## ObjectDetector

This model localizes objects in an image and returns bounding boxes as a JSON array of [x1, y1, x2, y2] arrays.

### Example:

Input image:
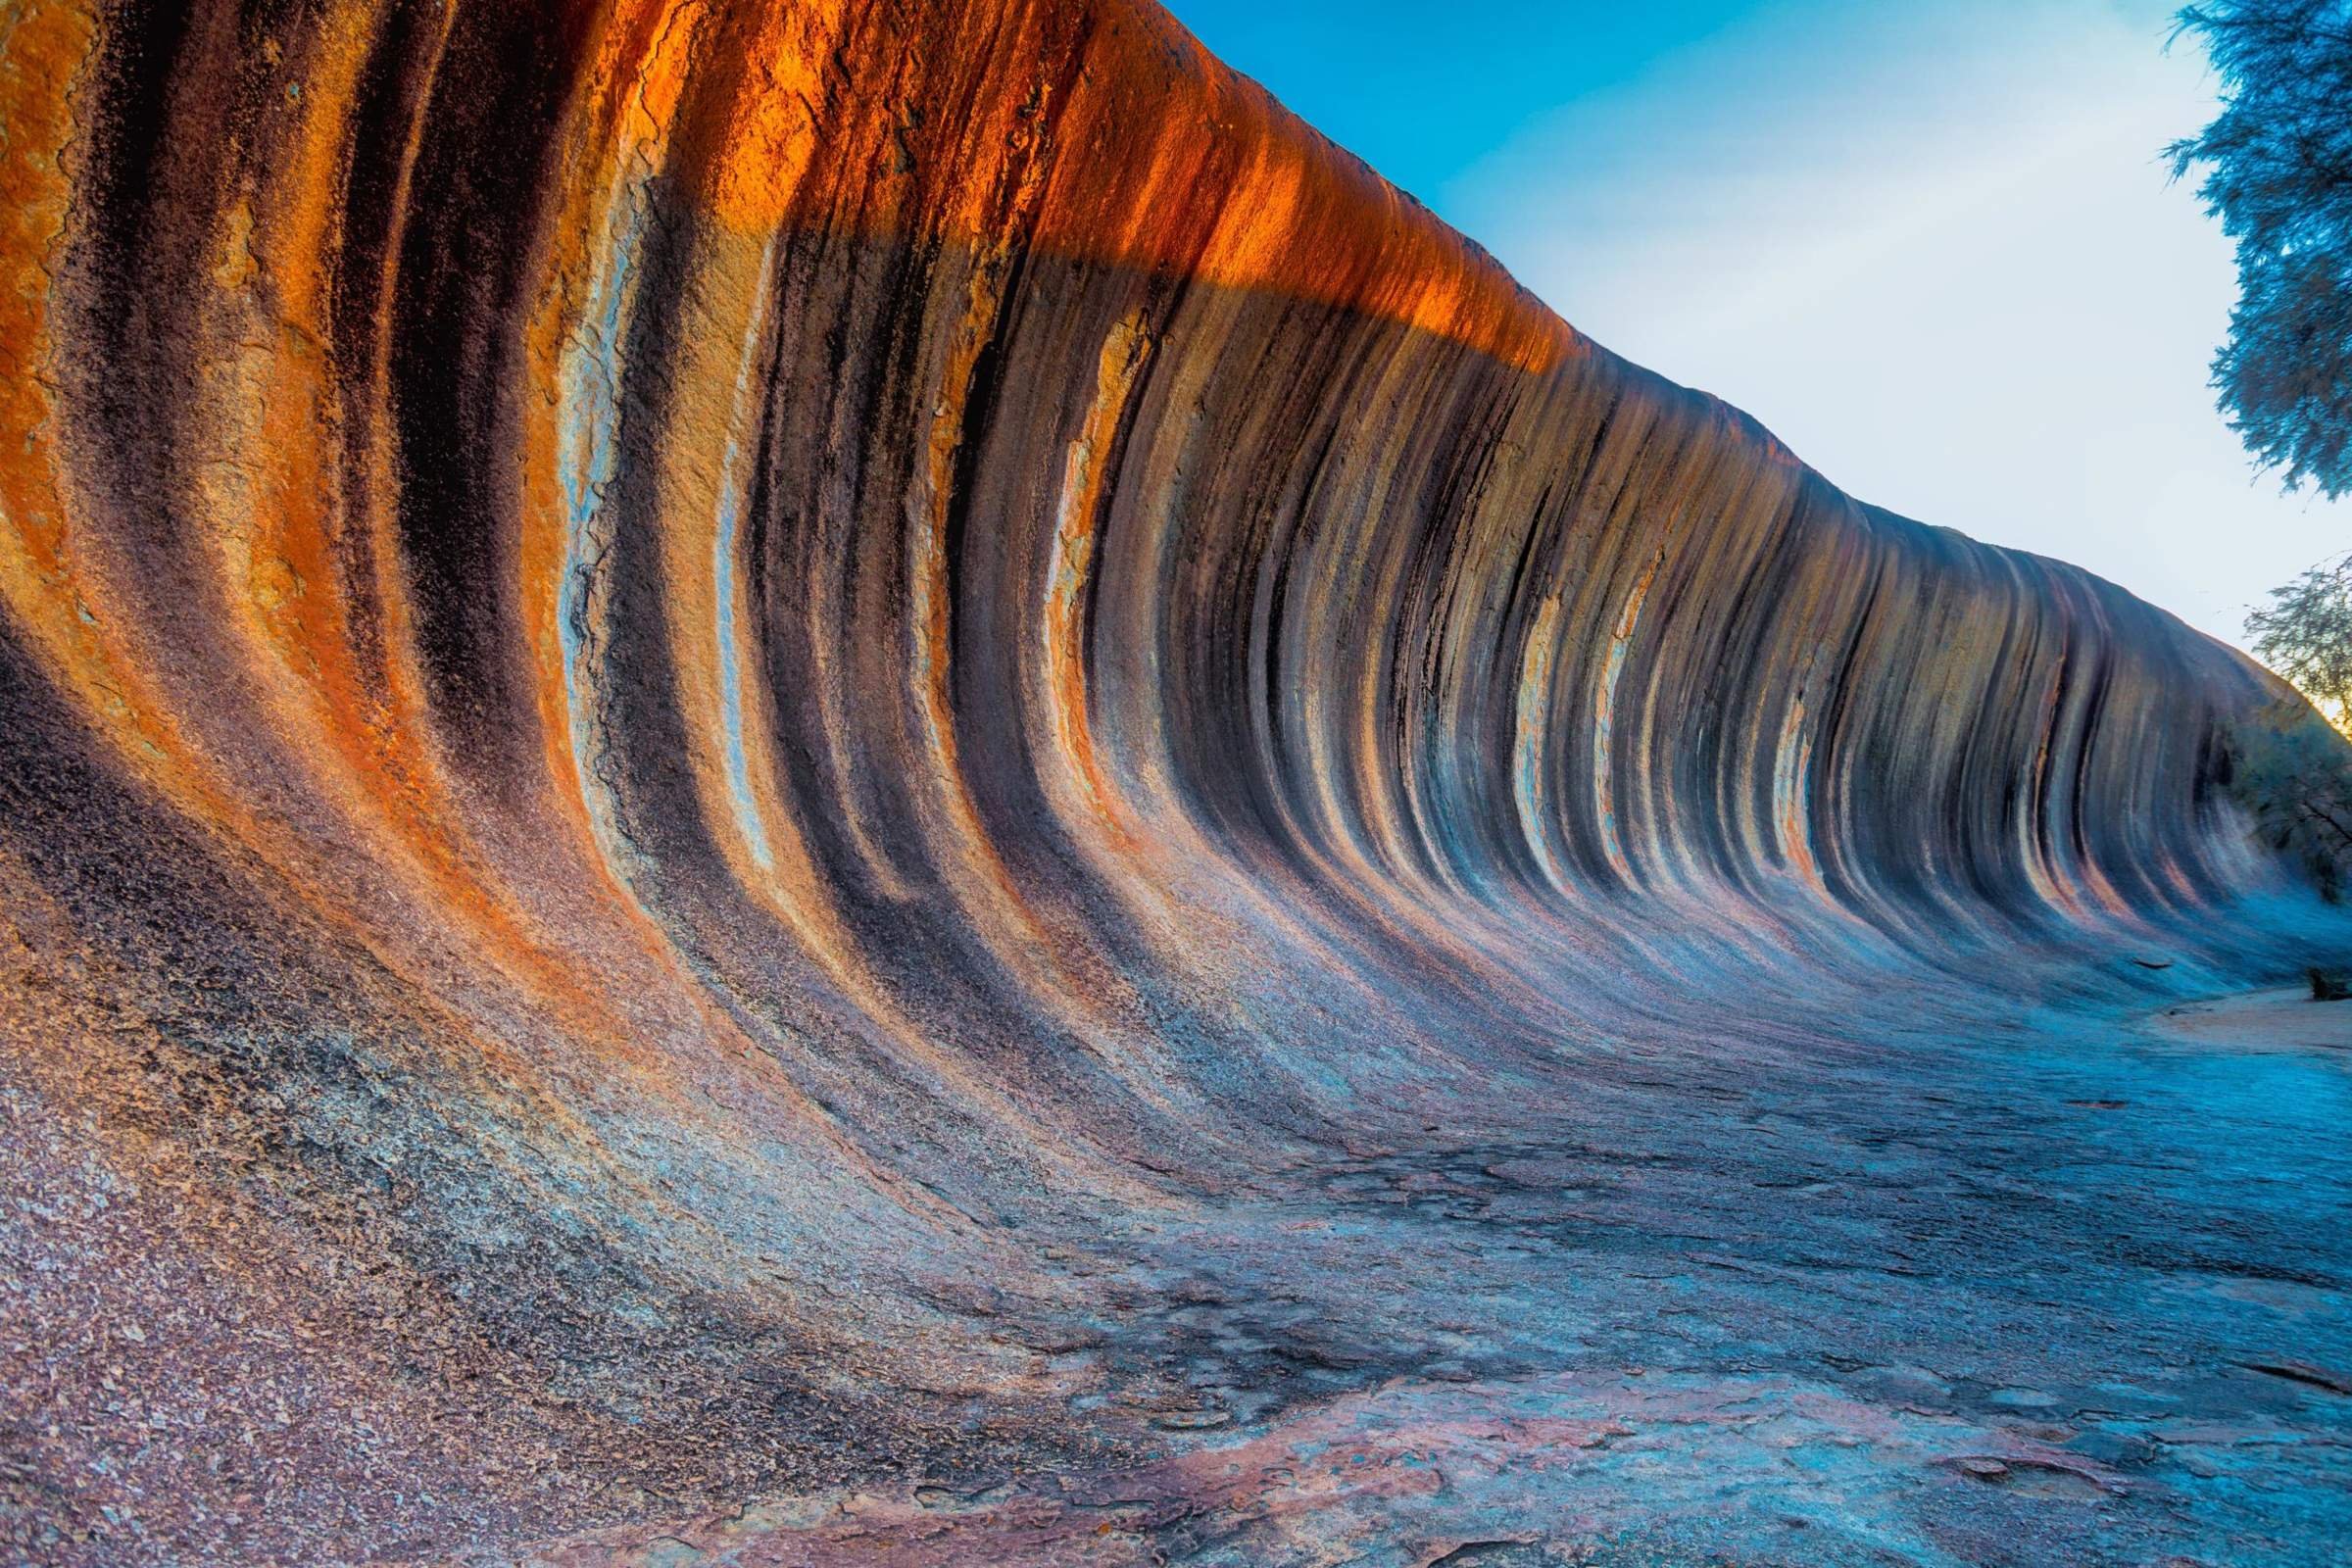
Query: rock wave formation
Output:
[[4, 3, 2347, 1565]]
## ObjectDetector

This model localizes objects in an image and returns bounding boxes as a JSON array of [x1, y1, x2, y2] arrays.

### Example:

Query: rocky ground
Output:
[[474, 983, 2352, 1568], [6, 3, 2346, 1563]]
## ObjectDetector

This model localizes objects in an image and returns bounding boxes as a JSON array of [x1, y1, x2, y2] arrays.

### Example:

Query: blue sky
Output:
[[1164, 0, 2346, 651]]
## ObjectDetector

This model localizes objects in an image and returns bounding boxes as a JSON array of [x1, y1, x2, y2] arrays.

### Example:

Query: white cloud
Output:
[[1443, 0, 2346, 649]]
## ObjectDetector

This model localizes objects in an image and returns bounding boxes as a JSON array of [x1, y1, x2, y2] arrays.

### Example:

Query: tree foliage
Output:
[[2170, 1, 2352, 497], [2233, 550, 2352, 898], [2247, 549, 2352, 728], [2228, 700, 2352, 897]]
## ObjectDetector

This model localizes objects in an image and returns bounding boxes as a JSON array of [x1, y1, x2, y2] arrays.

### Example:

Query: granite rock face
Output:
[[3, 3, 2348, 1565]]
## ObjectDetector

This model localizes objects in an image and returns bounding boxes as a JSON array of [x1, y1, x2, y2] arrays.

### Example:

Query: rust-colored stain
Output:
[[0, 3, 2337, 1565]]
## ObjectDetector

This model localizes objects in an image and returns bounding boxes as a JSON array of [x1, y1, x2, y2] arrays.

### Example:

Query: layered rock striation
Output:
[[2, 3, 2344, 1564]]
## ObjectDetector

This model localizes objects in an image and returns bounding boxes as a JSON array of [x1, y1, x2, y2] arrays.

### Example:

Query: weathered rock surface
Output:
[[1, 2, 2347, 1564]]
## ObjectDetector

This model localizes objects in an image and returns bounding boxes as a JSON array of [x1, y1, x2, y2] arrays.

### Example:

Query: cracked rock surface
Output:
[[2, 1, 2348, 1563]]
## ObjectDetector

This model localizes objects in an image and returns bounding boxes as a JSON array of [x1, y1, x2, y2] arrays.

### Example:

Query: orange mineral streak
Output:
[[1022, 7, 1570, 371], [621, 224, 978, 1181], [0, 3, 615, 1095], [519, 0, 748, 859], [0, 0, 166, 767], [189, 9, 648, 1060], [682, 0, 841, 230], [597, 0, 1571, 372], [1773, 698, 1825, 894], [490, 14, 941, 1209], [515, 0, 769, 992], [1044, 313, 1153, 852], [0, 6, 2308, 1552], [0, 4, 88, 612], [503, 7, 857, 1142], [510, 0, 1151, 1198], [906, 265, 1170, 1150], [0, 3, 287, 904]]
